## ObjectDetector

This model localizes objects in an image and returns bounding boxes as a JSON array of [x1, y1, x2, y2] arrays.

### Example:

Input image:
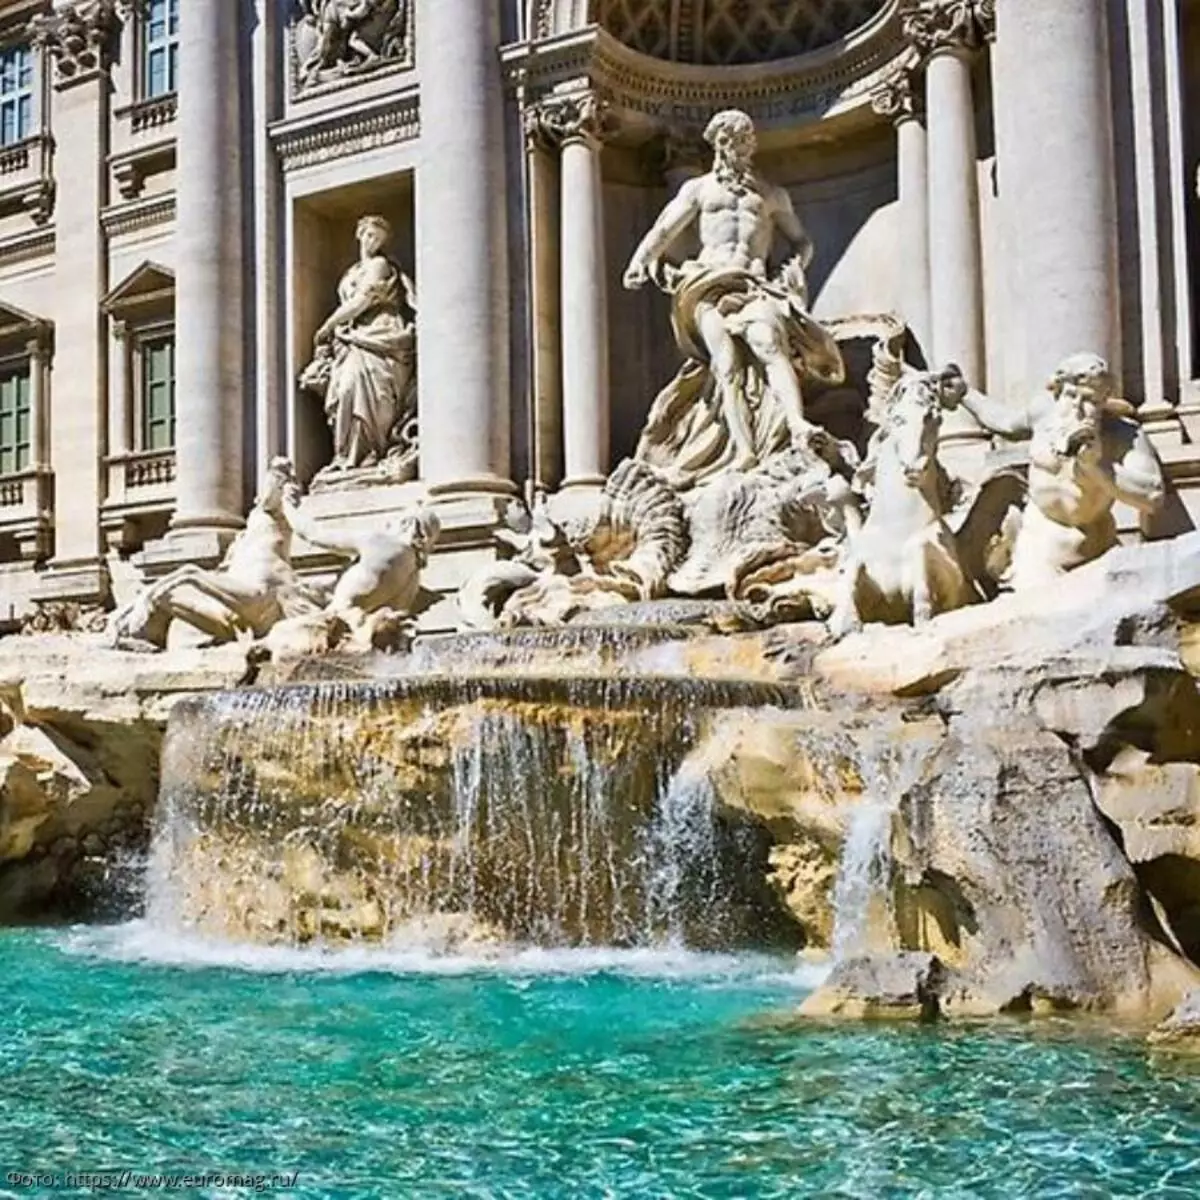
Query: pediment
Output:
[[102, 261, 175, 314], [0, 299, 50, 343]]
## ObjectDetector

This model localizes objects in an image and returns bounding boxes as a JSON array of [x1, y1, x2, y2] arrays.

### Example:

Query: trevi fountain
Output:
[[5, 2, 1200, 1194]]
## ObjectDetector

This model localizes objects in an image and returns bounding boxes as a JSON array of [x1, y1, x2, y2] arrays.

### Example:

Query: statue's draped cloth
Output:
[[635, 265, 844, 488], [326, 260, 415, 464]]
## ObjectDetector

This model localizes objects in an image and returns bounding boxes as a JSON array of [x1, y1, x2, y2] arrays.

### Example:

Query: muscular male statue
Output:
[[624, 109, 843, 486], [959, 353, 1165, 588]]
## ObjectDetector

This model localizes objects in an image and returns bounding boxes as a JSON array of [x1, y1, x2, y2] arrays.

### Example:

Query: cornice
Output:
[[0, 223, 53, 268], [102, 192, 174, 237], [269, 90, 420, 172]]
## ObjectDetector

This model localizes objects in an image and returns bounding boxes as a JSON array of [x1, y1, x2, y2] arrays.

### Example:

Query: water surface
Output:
[[2, 925, 1200, 1199]]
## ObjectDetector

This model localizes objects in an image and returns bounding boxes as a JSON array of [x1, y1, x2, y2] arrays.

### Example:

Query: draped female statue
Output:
[[299, 214, 418, 482]]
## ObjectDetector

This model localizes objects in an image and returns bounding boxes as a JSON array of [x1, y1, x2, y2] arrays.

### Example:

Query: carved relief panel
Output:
[[288, 0, 413, 99]]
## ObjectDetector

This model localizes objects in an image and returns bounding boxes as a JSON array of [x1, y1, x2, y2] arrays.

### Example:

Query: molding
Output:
[[270, 90, 420, 172], [0, 223, 54, 268], [101, 191, 174, 237], [504, 6, 906, 137]]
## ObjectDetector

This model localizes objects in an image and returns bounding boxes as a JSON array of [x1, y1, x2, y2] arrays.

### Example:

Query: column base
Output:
[[138, 524, 242, 578], [34, 557, 110, 606], [559, 473, 608, 491]]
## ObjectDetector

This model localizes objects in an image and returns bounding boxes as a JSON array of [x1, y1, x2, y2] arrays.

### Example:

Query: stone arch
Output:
[[533, 0, 891, 64]]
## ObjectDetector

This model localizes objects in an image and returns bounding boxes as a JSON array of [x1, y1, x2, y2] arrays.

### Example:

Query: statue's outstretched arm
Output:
[[282, 492, 361, 561], [623, 182, 701, 288], [958, 387, 1031, 439]]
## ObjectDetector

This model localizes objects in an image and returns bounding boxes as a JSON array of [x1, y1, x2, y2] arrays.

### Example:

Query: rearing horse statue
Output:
[[108, 458, 326, 650], [829, 365, 981, 638]]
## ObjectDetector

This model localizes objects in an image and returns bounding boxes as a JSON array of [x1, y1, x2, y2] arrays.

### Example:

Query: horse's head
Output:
[[882, 366, 962, 487], [256, 457, 299, 516], [387, 507, 442, 566]]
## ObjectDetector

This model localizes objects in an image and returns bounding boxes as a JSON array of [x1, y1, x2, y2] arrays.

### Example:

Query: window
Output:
[[0, 45, 32, 147], [143, 0, 179, 98], [141, 333, 175, 450], [0, 365, 30, 475]]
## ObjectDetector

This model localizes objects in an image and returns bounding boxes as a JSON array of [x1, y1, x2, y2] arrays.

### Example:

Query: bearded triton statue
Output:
[[623, 109, 845, 488]]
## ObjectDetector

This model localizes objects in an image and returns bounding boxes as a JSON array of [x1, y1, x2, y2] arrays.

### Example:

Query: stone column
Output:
[[924, 50, 984, 386], [524, 107, 562, 493], [30, 0, 119, 595], [990, 0, 1119, 396], [169, 0, 245, 551], [543, 92, 611, 492], [107, 320, 129, 456], [251, 0, 285, 490], [873, 66, 932, 359], [415, 0, 514, 497]]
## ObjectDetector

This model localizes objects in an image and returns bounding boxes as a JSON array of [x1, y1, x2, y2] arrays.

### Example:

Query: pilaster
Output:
[[31, 0, 120, 602]]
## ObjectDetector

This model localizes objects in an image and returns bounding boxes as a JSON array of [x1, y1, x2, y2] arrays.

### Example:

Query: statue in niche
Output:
[[295, 0, 409, 88], [623, 109, 845, 489], [299, 214, 418, 486], [958, 353, 1166, 590]]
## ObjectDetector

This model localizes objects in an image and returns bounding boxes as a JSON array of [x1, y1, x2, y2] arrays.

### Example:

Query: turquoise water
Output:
[[3, 925, 1200, 1199]]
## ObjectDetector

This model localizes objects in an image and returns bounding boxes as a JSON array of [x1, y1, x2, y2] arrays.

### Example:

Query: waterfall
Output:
[[829, 734, 930, 961], [830, 796, 893, 961], [147, 675, 795, 950]]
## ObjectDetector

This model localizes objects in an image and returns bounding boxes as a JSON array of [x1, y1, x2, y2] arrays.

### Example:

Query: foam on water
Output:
[[57, 919, 831, 987]]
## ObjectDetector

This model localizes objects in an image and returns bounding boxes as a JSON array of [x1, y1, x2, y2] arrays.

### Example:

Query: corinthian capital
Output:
[[530, 91, 615, 149], [898, 0, 989, 58], [31, 0, 126, 84], [871, 66, 923, 123]]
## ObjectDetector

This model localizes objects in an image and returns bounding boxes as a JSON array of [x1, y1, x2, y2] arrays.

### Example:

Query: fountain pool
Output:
[[3, 924, 1200, 1198]]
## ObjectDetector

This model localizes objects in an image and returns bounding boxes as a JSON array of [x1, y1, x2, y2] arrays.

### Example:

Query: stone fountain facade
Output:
[[0, 0, 1195, 633], [4, 0, 1200, 1040]]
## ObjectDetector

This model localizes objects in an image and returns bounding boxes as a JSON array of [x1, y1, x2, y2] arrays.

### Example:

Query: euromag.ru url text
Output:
[[6, 1170, 300, 1193]]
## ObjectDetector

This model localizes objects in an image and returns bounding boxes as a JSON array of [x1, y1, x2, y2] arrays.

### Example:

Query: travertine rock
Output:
[[800, 952, 945, 1020], [0, 633, 258, 920], [1149, 990, 1200, 1050]]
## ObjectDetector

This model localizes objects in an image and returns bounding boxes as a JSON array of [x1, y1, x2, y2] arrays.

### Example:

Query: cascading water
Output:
[[147, 675, 800, 950], [829, 734, 931, 961]]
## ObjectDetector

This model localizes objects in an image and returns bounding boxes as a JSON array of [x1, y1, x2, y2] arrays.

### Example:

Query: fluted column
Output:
[[171, 0, 245, 543], [873, 66, 931, 359], [415, 0, 514, 496], [541, 92, 611, 491], [991, 0, 1118, 396]]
